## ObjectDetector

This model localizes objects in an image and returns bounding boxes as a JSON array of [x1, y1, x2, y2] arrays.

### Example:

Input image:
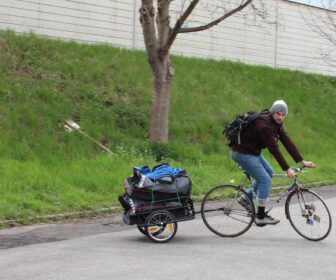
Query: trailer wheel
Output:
[[145, 210, 177, 243], [137, 225, 163, 236]]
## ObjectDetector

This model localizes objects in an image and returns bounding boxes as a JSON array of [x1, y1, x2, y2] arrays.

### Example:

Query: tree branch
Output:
[[305, 9, 336, 46], [139, 0, 159, 69], [179, 0, 253, 33], [157, 0, 171, 52], [161, 0, 200, 54]]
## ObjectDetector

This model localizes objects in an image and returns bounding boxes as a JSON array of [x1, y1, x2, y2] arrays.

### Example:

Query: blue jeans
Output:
[[230, 150, 274, 206]]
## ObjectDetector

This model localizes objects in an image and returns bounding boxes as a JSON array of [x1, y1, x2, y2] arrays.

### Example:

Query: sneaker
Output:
[[254, 215, 280, 225], [237, 196, 253, 213]]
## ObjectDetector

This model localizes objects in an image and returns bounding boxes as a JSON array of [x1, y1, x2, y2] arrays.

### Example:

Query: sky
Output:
[[290, 0, 335, 9]]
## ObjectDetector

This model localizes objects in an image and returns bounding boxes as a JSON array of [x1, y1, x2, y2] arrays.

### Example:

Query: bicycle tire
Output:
[[145, 210, 178, 243], [201, 185, 255, 237], [137, 225, 163, 236], [285, 189, 332, 241]]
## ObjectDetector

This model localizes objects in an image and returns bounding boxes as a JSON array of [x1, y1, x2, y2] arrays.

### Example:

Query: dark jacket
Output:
[[231, 114, 303, 170]]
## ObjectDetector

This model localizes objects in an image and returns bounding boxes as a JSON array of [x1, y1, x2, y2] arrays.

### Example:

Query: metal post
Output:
[[132, 0, 138, 49], [274, 0, 279, 69]]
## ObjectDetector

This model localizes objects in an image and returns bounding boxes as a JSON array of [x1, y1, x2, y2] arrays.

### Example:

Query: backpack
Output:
[[223, 109, 270, 145]]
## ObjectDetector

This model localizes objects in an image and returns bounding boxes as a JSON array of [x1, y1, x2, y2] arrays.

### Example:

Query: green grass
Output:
[[0, 30, 335, 222]]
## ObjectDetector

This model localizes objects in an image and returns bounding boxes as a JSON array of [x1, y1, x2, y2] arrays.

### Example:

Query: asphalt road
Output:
[[0, 186, 335, 280]]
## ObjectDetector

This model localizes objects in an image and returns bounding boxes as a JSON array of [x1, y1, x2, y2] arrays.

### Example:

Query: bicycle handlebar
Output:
[[273, 166, 307, 178]]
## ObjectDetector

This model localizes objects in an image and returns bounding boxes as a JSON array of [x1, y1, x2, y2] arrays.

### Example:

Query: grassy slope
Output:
[[0, 31, 335, 221]]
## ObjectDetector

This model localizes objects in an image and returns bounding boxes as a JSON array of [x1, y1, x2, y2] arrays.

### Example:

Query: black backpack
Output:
[[223, 109, 270, 145]]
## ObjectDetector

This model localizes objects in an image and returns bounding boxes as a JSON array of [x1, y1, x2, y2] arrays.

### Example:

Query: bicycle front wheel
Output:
[[201, 185, 255, 237], [285, 189, 332, 241]]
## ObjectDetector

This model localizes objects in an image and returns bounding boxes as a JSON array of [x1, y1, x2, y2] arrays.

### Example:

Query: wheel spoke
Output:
[[201, 185, 255, 237], [286, 189, 332, 241], [224, 212, 253, 224], [145, 211, 177, 243]]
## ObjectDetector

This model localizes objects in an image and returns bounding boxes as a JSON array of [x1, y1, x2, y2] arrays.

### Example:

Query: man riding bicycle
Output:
[[230, 100, 315, 225]]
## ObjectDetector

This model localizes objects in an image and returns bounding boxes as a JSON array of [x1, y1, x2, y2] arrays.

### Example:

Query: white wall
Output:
[[276, 0, 334, 74], [0, 0, 137, 47], [0, 0, 334, 75]]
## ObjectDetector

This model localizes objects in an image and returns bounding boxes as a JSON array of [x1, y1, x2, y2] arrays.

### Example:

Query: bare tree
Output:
[[303, 1, 336, 66], [139, 0, 268, 143]]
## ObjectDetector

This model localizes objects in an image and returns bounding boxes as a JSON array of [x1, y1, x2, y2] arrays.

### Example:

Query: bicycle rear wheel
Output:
[[201, 185, 255, 237], [285, 189, 332, 241]]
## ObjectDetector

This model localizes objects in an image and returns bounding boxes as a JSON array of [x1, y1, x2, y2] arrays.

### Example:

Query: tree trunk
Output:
[[150, 56, 173, 143], [140, 0, 173, 143], [139, 0, 256, 142]]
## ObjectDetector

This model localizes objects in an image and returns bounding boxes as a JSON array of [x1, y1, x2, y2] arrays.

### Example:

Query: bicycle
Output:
[[201, 167, 332, 241]]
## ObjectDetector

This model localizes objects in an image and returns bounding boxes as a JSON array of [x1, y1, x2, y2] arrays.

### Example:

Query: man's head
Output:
[[270, 100, 288, 124]]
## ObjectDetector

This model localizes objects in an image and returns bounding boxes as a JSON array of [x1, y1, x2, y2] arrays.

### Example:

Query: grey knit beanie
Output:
[[270, 100, 288, 115]]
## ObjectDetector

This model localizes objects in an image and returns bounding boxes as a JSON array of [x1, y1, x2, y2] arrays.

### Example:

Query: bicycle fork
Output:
[[284, 187, 318, 224], [295, 191, 319, 224]]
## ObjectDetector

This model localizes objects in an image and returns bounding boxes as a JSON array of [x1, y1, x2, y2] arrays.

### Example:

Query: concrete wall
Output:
[[0, 0, 334, 75]]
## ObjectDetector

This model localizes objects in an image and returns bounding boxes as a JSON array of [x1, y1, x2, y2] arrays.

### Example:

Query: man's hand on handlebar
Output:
[[286, 168, 297, 179], [300, 160, 316, 168], [286, 160, 315, 178]]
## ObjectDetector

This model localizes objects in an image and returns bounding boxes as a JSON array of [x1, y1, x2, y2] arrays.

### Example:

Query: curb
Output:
[[1, 182, 334, 227], [0, 206, 123, 227]]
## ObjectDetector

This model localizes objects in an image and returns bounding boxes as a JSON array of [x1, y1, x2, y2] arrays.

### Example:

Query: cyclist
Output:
[[230, 100, 315, 225]]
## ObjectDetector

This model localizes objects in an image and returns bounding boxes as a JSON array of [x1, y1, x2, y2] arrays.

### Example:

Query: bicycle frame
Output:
[[266, 180, 299, 215], [237, 167, 306, 215]]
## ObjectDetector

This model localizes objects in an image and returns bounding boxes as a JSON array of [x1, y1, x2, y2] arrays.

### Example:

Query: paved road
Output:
[[0, 187, 335, 280]]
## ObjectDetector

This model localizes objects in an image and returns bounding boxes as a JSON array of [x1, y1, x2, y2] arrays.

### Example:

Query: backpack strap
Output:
[[245, 109, 270, 127]]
